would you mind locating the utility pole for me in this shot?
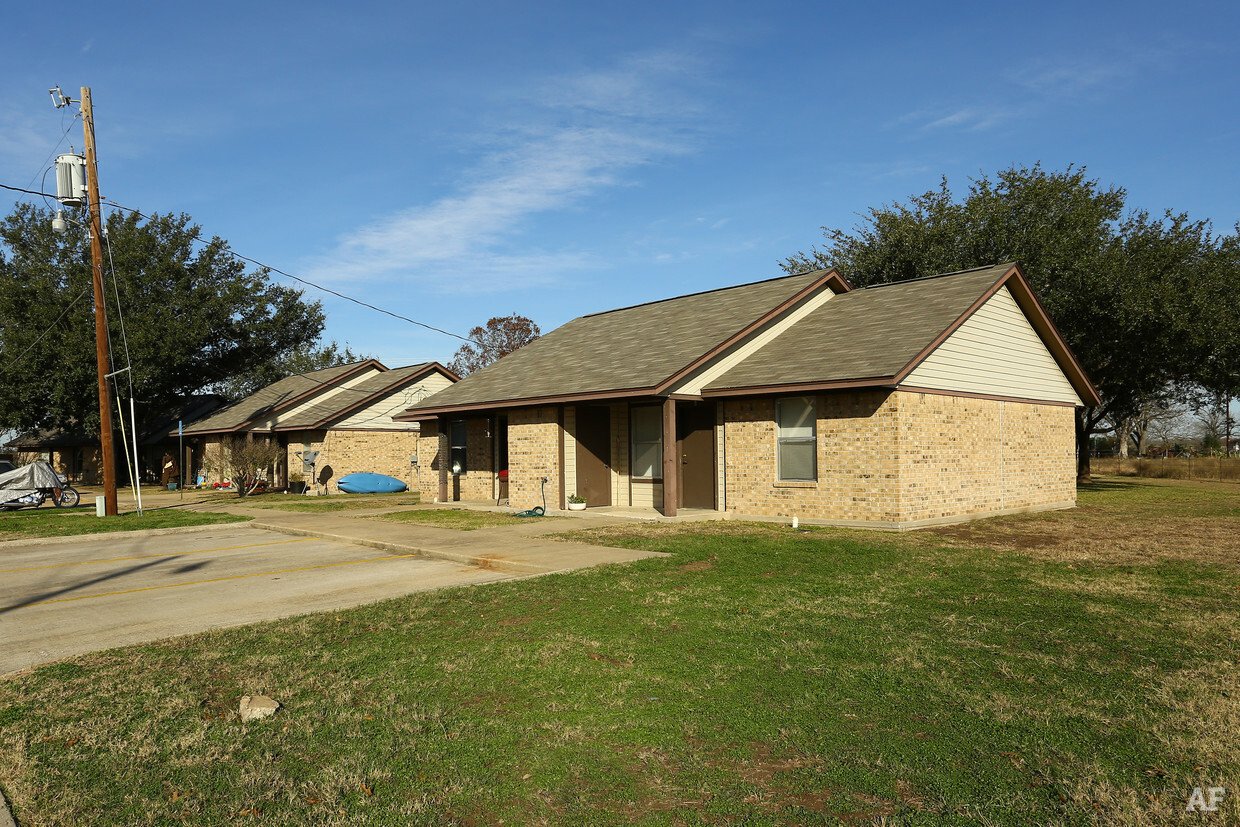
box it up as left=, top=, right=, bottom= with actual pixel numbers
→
left=81, top=87, right=119, bottom=516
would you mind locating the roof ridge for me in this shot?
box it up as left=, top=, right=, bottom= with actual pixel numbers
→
left=580, top=270, right=827, bottom=319
left=861, top=262, right=1014, bottom=290
left=291, top=358, right=383, bottom=378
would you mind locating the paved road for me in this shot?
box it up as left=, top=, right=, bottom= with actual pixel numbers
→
left=0, top=526, right=514, bottom=675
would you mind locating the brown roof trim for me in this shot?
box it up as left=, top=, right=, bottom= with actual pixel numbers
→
left=393, top=386, right=663, bottom=420
left=895, top=385, right=1080, bottom=408
left=889, top=264, right=1101, bottom=406
left=701, top=376, right=898, bottom=398
left=271, top=362, right=457, bottom=431
left=1000, top=270, right=1102, bottom=406
left=888, top=266, right=1013, bottom=386
left=182, top=358, right=387, bottom=436
left=653, top=269, right=851, bottom=395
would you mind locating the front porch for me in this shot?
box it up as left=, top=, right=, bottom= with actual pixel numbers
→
left=421, top=398, right=723, bottom=518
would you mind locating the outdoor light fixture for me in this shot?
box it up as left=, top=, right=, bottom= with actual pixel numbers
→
left=51, top=210, right=68, bottom=234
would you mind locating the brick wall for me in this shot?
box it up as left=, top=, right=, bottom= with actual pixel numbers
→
left=721, top=390, right=1075, bottom=527
left=896, top=392, right=1075, bottom=522
left=722, top=391, right=901, bottom=523
left=508, top=406, right=562, bottom=511
left=410, top=417, right=494, bottom=502
left=47, top=448, right=102, bottom=484
left=415, top=421, right=440, bottom=497
left=200, top=438, right=227, bottom=484
left=283, top=429, right=421, bottom=493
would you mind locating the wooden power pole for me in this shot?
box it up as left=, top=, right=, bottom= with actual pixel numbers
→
left=80, top=86, right=119, bottom=516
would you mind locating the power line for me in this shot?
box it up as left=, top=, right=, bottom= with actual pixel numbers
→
left=23, top=110, right=80, bottom=192
left=0, top=182, right=479, bottom=347
left=108, top=196, right=478, bottom=345
left=2, top=284, right=92, bottom=369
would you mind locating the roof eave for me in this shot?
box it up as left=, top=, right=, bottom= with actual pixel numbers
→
left=701, top=376, right=899, bottom=398
left=183, top=359, right=388, bottom=435
left=887, top=264, right=1101, bottom=407
left=271, top=363, right=453, bottom=431
left=394, top=385, right=665, bottom=420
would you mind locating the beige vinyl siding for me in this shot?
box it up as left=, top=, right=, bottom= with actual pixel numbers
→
left=610, top=403, right=628, bottom=507
left=631, top=479, right=663, bottom=510
left=716, top=401, right=726, bottom=511
left=563, top=407, right=578, bottom=499
left=252, top=367, right=384, bottom=431
left=902, top=286, right=1082, bottom=404
left=669, top=285, right=837, bottom=396
left=332, top=372, right=453, bottom=430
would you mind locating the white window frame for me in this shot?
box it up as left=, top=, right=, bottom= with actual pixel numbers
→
left=776, top=397, right=817, bottom=482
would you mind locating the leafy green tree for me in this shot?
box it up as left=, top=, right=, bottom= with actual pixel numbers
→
left=1182, top=225, right=1240, bottom=450
left=783, top=164, right=1234, bottom=481
left=0, top=204, right=326, bottom=438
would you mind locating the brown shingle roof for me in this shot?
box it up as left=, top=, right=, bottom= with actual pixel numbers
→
left=182, top=360, right=383, bottom=435
left=405, top=271, right=830, bottom=411
left=703, top=263, right=1012, bottom=393
left=402, top=261, right=1099, bottom=414
left=272, top=363, right=439, bottom=430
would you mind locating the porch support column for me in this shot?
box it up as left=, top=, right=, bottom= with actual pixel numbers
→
left=662, top=397, right=678, bottom=517
left=437, top=416, right=449, bottom=503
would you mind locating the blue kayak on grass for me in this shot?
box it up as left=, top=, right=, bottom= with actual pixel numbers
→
left=336, top=472, right=408, bottom=494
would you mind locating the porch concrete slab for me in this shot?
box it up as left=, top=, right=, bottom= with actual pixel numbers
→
left=202, top=506, right=667, bottom=576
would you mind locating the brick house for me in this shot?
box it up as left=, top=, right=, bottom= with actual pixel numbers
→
left=398, top=263, right=1099, bottom=529
left=5, top=395, right=226, bottom=485
left=182, top=360, right=457, bottom=492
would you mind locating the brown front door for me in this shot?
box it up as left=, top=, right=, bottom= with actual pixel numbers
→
left=678, top=401, right=716, bottom=509
left=575, top=406, right=612, bottom=507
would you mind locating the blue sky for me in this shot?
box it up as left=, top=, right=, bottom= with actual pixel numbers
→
left=2, top=1, right=1237, bottom=369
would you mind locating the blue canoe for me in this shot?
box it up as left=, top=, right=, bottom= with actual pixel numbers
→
left=336, top=472, right=408, bottom=494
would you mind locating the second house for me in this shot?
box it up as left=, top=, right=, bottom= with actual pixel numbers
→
left=182, top=359, right=458, bottom=492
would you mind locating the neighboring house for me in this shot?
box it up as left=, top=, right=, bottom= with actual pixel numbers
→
left=5, top=430, right=101, bottom=483
left=398, top=263, right=1100, bottom=529
left=141, top=394, right=228, bottom=481
left=181, top=360, right=458, bottom=491
left=4, top=395, right=226, bottom=484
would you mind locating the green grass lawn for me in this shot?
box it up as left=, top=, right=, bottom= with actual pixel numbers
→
left=205, top=491, right=423, bottom=513
left=0, top=478, right=1236, bottom=825
left=0, top=507, right=248, bottom=541
left=377, top=507, right=559, bottom=530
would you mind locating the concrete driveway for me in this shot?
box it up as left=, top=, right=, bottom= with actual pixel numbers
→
left=0, top=526, right=514, bottom=675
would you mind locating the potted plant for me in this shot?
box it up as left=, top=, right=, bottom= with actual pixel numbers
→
left=567, top=494, right=587, bottom=511
left=288, top=471, right=306, bottom=495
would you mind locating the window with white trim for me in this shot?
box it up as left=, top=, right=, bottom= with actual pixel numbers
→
left=776, top=397, right=816, bottom=481
left=630, top=405, right=662, bottom=479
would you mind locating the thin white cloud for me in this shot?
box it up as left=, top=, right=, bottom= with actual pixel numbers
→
left=897, top=51, right=1152, bottom=136
left=926, top=106, right=1015, bottom=132
left=305, top=50, right=705, bottom=293
left=1008, top=58, right=1129, bottom=98
left=895, top=105, right=1015, bottom=134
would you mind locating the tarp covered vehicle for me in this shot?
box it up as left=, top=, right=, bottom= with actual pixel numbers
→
left=0, top=461, right=81, bottom=510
